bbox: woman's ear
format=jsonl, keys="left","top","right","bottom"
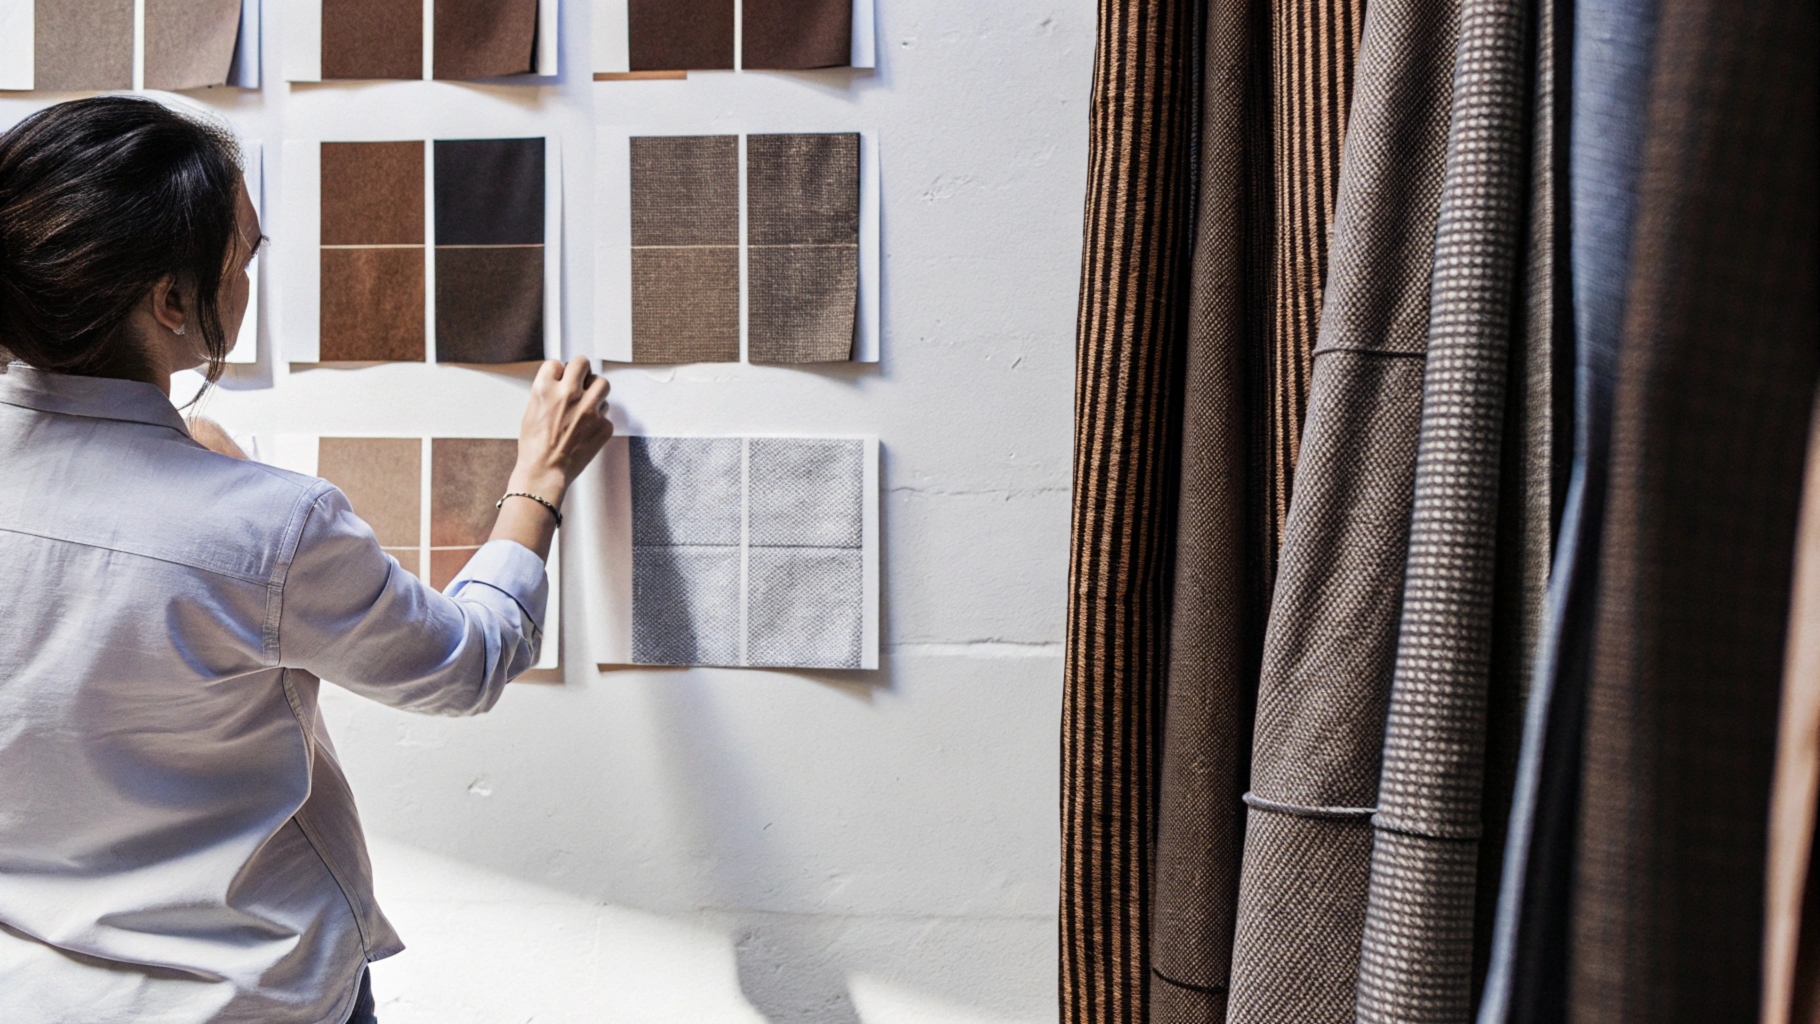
{"left": 148, "top": 273, "right": 188, "bottom": 337}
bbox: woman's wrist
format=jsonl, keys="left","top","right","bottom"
{"left": 506, "top": 464, "right": 568, "bottom": 507}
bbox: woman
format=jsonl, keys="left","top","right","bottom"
{"left": 0, "top": 98, "right": 612, "bottom": 1023}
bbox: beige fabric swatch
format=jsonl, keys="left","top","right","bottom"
{"left": 317, "top": 438, "right": 422, "bottom": 549}
{"left": 34, "top": 0, "right": 134, "bottom": 91}
{"left": 144, "top": 0, "right": 244, "bottom": 91}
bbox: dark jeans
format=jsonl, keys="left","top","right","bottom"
{"left": 342, "top": 968, "right": 376, "bottom": 1024}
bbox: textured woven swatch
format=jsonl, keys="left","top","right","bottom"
{"left": 1224, "top": 0, "right": 1459, "bottom": 1021}
{"left": 628, "top": 0, "right": 733, "bottom": 70}
{"left": 746, "top": 547, "right": 863, "bottom": 668}
{"left": 747, "top": 133, "right": 860, "bottom": 363}
{"left": 748, "top": 439, "right": 863, "bottom": 547}
{"left": 631, "top": 136, "right": 740, "bottom": 363}
{"left": 434, "top": 247, "right": 543, "bottom": 364}
{"left": 433, "top": 0, "right": 538, "bottom": 79}
{"left": 632, "top": 545, "right": 741, "bottom": 666}
{"left": 143, "top": 0, "right": 244, "bottom": 91}
{"left": 34, "top": 0, "right": 133, "bottom": 91}
{"left": 743, "top": 0, "right": 852, "bottom": 70}
{"left": 322, "top": 0, "right": 422, "bottom": 80}
{"left": 628, "top": 438, "right": 742, "bottom": 546}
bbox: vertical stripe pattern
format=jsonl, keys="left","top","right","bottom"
{"left": 1061, "top": 0, "right": 1199, "bottom": 1020}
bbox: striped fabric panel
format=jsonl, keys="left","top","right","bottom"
{"left": 1061, "top": 0, "right": 1200, "bottom": 1020}
{"left": 1264, "top": 0, "right": 1365, "bottom": 569}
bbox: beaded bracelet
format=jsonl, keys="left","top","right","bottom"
{"left": 496, "top": 491, "right": 562, "bottom": 528}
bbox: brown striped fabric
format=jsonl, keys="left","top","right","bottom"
{"left": 1147, "top": 0, "right": 1273, "bottom": 1018}
{"left": 1061, "top": 0, "right": 1199, "bottom": 1020}
{"left": 1262, "top": 0, "right": 1364, "bottom": 571}
{"left": 1568, "top": 0, "right": 1818, "bottom": 1017}
{"left": 1223, "top": 1, "right": 1460, "bottom": 1021}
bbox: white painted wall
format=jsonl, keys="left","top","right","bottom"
{"left": 0, "top": 3, "right": 1092, "bottom": 1020}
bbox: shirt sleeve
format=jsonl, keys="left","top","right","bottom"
{"left": 276, "top": 483, "right": 548, "bottom": 716}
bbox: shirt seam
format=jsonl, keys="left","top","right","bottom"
{"left": 269, "top": 483, "right": 337, "bottom": 665}
{"left": 0, "top": 524, "right": 272, "bottom": 585}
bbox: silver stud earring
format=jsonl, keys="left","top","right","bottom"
{"left": 173, "top": 325, "right": 186, "bottom": 336}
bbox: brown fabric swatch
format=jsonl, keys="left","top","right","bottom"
{"left": 433, "top": 0, "right": 537, "bottom": 79}
{"left": 320, "top": 248, "right": 425, "bottom": 362}
{"left": 742, "top": 0, "right": 852, "bottom": 70}
{"left": 434, "top": 138, "right": 544, "bottom": 246}
{"left": 33, "top": 0, "right": 134, "bottom": 92}
{"left": 628, "top": 0, "right": 733, "bottom": 71}
{"left": 323, "top": 142, "right": 425, "bottom": 246}
{"left": 317, "top": 437, "right": 423, "bottom": 549}
{"left": 631, "top": 248, "right": 740, "bottom": 364}
{"left": 1570, "top": 0, "right": 1818, "bottom": 1017}
{"left": 1060, "top": 0, "right": 1200, "bottom": 1020}
{"left": 322, "top": 0, "right": 423, "bottom": 80}
{"left": 430, "top": 438, "right": 517, "bottom": 547}
{"left": 143, "top": 0, "right": 245, "bottom": 91}
{"left": 630, "top": 136, "right": 739, "bottom": 364}
{"left": 429, "top": 548, "right": 479, "bottom": 589}
{"left": 746, "top": 133, "right": 860, "bottom": 363}
{"left": 435, "top": 246, "right": 544, "bottom": 364}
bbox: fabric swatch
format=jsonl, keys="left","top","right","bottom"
{"left": 630, "top": 136, "right": 740, "bottom": 363}
{"left": 433, "top": 0, "right": 537, "bottom": 80}
{"left": 742, "top": 0, "right": 852, "bottom": 70}
{"left": 628, "top": 0, "right": 734, "bottom": 71}
{"left": 323, "top": 142, "right": 424, "bottom": 246}
{"left": 34, "top": 0, "right": 134, "bottom": 91}
{"left": 746, "top": 133, "right": 860, "bottom": 363}
{"left": 318, "top": 437, "right": 422, "bottom": 549}
{"left": 629, "top": 437, "right": 743, "bottom": 546}
{"left": 322, "top": 0, "right": 423, "bottom": 80}
{"left": 431, "top": 138, "right": 545, "bottom": 364}
{"left": 746, "top": 547, "right": 863, "bottom": 668}
{"left": 320, "top": 143, "right": 425, "bottom": 362}
{"left": 143, "top": 0, "right": 244, "bottom": 91}
{"left": 628, "top": 438, "right": 743, "bottom": 665}
{"left": 430, "top": 438, "right": 517, "bottom": 547}
{"left": 747, "top": 438, "right": 863, "bottom": 547}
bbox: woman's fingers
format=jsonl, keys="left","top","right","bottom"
{"left": 533, "top": 358, "right": 561, "bottom": 393}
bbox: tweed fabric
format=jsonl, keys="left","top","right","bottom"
{"left": 746, "top": 133, "right": 860, "bottom": 363}
{"left": 746, "top": 547, "right": 864, "bottom": 668}
{"left": 1569, "top": 0, "right": 1818, "bottom": 1017}
{"left": 1260, "top": 0, "right": 1364, "bottom": 572}
{"left": 1224, "top": 3, "right": 1459, "bottom": 1020}
{"left": 1061, "top": 0, "right": 1199, "bottom": 1018}
{"left": 1352, "top": 0, "right": 1533, "bottom": 1017}
{"left": 630, "top": 136, "right": 740, "bottom": 364}
{"left": 1147, "top": 0, "right": 1272, "bottom": 1016}
{"left": 34, "top": 0, "right": 134, "bottom": 92}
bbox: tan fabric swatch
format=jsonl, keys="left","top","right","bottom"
{"left": 317, "top": 437, "right": 422, "bottom": 548}
{"left": 630, "top": 136, "right": 738, "bottom": 246}
{"left": 628, "top": 0, "right": 733, "bottom": 71}
{"left": 322, "top": 142, "right": 424, "bottom": 246}
{"left": 433, "top": 0, "right": 538, "bottom": 80}
{"left": 434, "top": 246, "right": 544, "bottom": 364}
{"left": 320, "top": 248, "right": 425, "bottom": 362}
{"left": 144, "top": 0, "right": 244, "bottom": 91}
{"left": 631, "top": 248, "right": 740, "bottom": 364}
{"left": 430, "top": 438, "right": 517, "bottom": 547}
{"left": 34, "top": 0, "right": 134, "bottom": 92}
{"left": 747, "top": 246, "right": 855, "bottom": 362}
{"left": 742, "top": 0, "right": 851, "bottom": 70}
{"left": 322, "top": 0, "right": 423, "bottom": 80}
{"left": 745, "top": 133, "right": 859, "bottom": 363}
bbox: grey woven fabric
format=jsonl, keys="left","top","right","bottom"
{"left": 1353, "top": 0, "right": 1533, "bottom": 1019}
{"left": 628, "top": 437, "right": 742, "bottom": 546}
{"left": 629, "top": 438, "right": 742, "bottom": 665}
{"left": 1223, "top": 1, "right": 1459, "bottom": 1020}
{"left": 746, "top": 547, "right": 863, "bottom": 668}
{"left": 748, "top": 439, "right": 864, "bottom": 548}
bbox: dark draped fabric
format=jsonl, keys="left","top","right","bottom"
{"left": 1060, "top": 0, "right": 1199, "bottom": 1019}
{"left": 1223, "top": 1, "right": 1460, "bottom": 1021}
{"left": 1567, "top": 0, "right": 1818, "bottom": 1017}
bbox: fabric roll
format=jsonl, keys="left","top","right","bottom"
{"left": 1223, "top": 2, "right": 1459, "bottom": 1021}
{"left": 1475, "top": 1, "right": 1661, "bottom": 1020}
{"left": 1351, "top": 0, "right": 1534, "bottom": 1017}
{"left": 1262, "top": 0, "right": 1365, "bottom": 576}
{"left": 1147, "top": 0, "right": 1272, "bottom": 1018}
{"left": 1569, "top": 0, "right": 1818, "bottom": 1016}
{"left": 1060, "top": 0, "right": 1200, "bottom": 1019}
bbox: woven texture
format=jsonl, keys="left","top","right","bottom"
{"left": 1147, "top": 0, "right": 1272, "bottom": 1017}
{"left": 746, "top": 134, "right": 860, "bottom": 364}
{"left": 1568, "top": 0, "right": 1818, "bottom": 1017}
{"left": 1224, "top": 2, "right": 1459, "bottom": 1020}
{"left": 630, "top": 136, "right": 740, "bottom": 364}
{"left": 1061, "top": 0, "right": 1198, "bottom": 1018}
{"left": 1353, "top": 0, "right": 1532, "bottom": 1017}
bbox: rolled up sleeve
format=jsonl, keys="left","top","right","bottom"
{"left": 277, "top": 484, "right": 547, "bottom": 715}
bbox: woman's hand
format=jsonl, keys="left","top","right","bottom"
{"left": 489, "top": 357, "right": 613, "bottom": 561}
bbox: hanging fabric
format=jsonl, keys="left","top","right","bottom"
{"left": 1566, "top": 0, "right": 1818, "bottom": 1016}
{"left": 1222, "top": 0, "right": 1460, "bottom": 1020}
{"left": 1059, "top": 0, "right": 1199, "bottom": 1019}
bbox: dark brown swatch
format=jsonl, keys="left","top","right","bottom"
{"left": 322, "top": 0, "right": 423, "bottom": 80}
{"left": 143, "top": 0, "right": 245, "bottom": 91}
{"left": 317, "top": 437, "right": 422, "bottom": 548}
{"left": 629, "top": 136, "right": 740, "bottom": 363}
{"left": 433, "top": 0, "right": 538, "bottom": 79}
{"left": 434, "top": 139, "right": 544, "bottom": 246}
{"left": 435, "top": 246, "right": 544, "bottom": 363}
{"left": 628, "top": 0, "right": 733, "bottom": 71}
{"left": 34, "top": 0, "right": 134, "bottom": 92}
{"left": 323, "top": 142, "right": 425, "bottom": 246}
{"left": 431, "top": 438, "right": 518, "bottom": 547}
{"left": 320, "top": 248, "right": 426, "bottom": 361}
{"left": 743, "top": 0, "right": 852, "bottom": 70}
{"left": 746, "top": 133, "right": 859, "bottom": 363}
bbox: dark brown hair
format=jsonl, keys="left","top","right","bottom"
{"left": 0, "top": 96, "right": 245, "bottom": 384}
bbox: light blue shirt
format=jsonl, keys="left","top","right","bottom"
{"left": 0, "top": 362, "right": 547, "bottom": 1023}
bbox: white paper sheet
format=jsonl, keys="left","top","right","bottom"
{"left": 227, "top": 141, "right": 264, "bottom": 363}
{"left": 281, "top": 0, "right": 321, "bottom": 82}
{"left": 0, "top": 0, "right": 34, "bottom": 91}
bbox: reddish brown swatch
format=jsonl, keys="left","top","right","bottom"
{"left": 742, "top": 0, "right": 852, "bottom": 70}
{"left": 322, "top": 0, "right": 423, "bottom": 80}
{"left": 320, "top": 249, "right": 426, "bottom": 361}
{"left": 431, "top": 438, "right": 518, "bottom": 547}
{"left": 322, "top": 142, "right": 425, "bottom": 246}
{"left": 628, "top": 0, "right": 733, "bottom": 71}
{"left": 34, "top": 0, "right": 134, "bottom": 91}
{"left": 433, "top": 0, "right": 538, "bottom": 80}
{"left": 435, "top": 247, "right": 544, "bottom": 363}
{"left": 317, "top": 437, "right": 422, "bottom": 549}
{"left": 429, "top": 548, "right": 479, "bottom": 589}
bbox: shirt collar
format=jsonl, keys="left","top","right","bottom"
{"left": 0, "top": 361, "right": 191, "bottom": 436}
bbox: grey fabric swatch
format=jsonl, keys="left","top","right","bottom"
{"left": 632, "top": 545, "right": 741, "bottom": 666}
{"left": 748, "top": 438, "right": 863, "bottom": 548}
{"left": 628, "top": 437, "right": 742, "bottom": 546}
{"left": 34, "top": 0, "right": 134, "bottom": 91}
{"left": 746, "top": 547, "right": 863, "bottom": 669}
